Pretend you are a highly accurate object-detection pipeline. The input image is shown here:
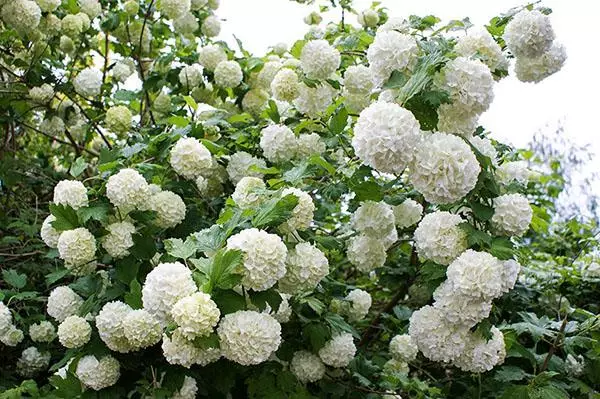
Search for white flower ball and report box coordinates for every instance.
[432,280,492,327]
[300,40,341,80]
[153,92,171,113]
[61,14,85,37]
[389,334,418,362]
[496,161,533,186]
[1,326,24,346]
[408,305,469,363]
[53,180,88,210]
[318,333,356,367]
[16,347,51,377]
[502,259,521,292]
[352,200,395,238]
[296,133,326,158]
[105,105,132,134]
[41,215,60,248]
[47,286,83,322]
[76,355,120,391]
[470,136,498,165]
[256,61,282,90]
[122,309,162,350]
[378,17,410,33]
[271,68,300,102]
[343,90,371,113]
[161,330,202,368]
[96,301,133,353]
[1,0,41,32]
[0,302,12,335]
[171,292,220,339]
[106,168,150,212]
[158,0,190,19]
[201,15,221,37]
[29,83,54,103]
[383,359,410,376]
[179,64,204,88]
[346,289,372,321]
[437,57,494,115]
[436,102,479,137]
[73,67,102,97]
[198,44,227,71]
[112,60,136,82]
[491,193,532,236]
[504,10,554,58]
[454,327,506,373]
[79,0,102,18]
[293,82,334,118]
[414,211,467,265]
[242,89,269,115]
[272,42,287,56]
[515,42,567,83]
[409,132,480,204]
[172,376,198,399]
[29,321,56,343]
[259,124,298,163]
[149,190,187,229]
[57,315,91,348]
[142,262,198,326]
[280,188,315,232]
[352,101,422,175]
[343,65,374,94]
[393,199,423,229]
[279,242,329,294]
[367,31,419,86]
[357,9,380,28]
[41,116,65,136]
[454,27,507,72]
[231,177,266,209]
[217,310,282,365]
[226,228,288,291]
[36,0,61,12]
[214,60,243,87]
[226,151,267,184]
[290,351,326,383]
[101,221,135,259]
[57,228,97,272]
[347,234,386,272]
[170,137,212,180]
[174,13,199,35]
[446,250,505,301]
[270,293,292,323]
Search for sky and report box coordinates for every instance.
[216,0,600,168]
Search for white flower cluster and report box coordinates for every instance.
[454,28,507,72]
[296,133,326,158]
[352,101,422,175]
[1,0,42,33]
[201,15,221,37]
[259,124,298,163]
[393,199,423,229]
[57,315,91,348]
[79,0,102,18]
[112,59,136,83]
[41,215,60,248]
[47,286,83,322]
[179,64,204,88]
[226,151,267,184]
[347,234,386,273]
[409,132,480,204]
[1,302,24,347]
[343,65,373,108]
[75,355,120,391]
[504,10,565,83]
[17,347,51,377]
[256,60,282,90]
[105,105,132,134]
[170,137,213,180]
[470,136,498,165]
[174,13,199,35]
[226,228,288,291]
[280,188,315,232]
[345,289,372,321]
[318,332,356,368]
[57,228,97,273]
[102,221,135,258]
[162,329,221,368]
[491,193,532,236]
[217,310,281,365]
[123,309,163,349]
[352,201,395,238]
[53,180,88,210]
[158,0,190,19]
[242,89,269,115]
[279,242,329,294]
[106,168,150,213]
[453,326,506,373]
[214,60,243,88]
[357,9,379,28]
[73,67,102,97]
[271,68,300,102]
[172,376,199,399]
[389,334,418,362]
[290,351,326,383]
[300,40,341,80]
[414,211,467,265]
[149,190,187,229]
[29,320,56,343]
[198,44,227,71]
[231,177,265,209]
[367,30,419,87]
[29,83,54,103]
[293,82,334,118]
[171,292,220,339]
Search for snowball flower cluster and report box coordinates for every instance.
[1,302,24,347]
[29,83,54,103]
[343,65,374,94]
[57,315,91,348]
[172,376,199,399]
[347,235,387,272]
[318,333,356,367]
[174,13,199,35]
[296,133,326,158]
[102,221,136,258]
[179,64,204,88]
[279,242,329,294]
[242,89,269,115]
[454,327,506,373]
[259,124,298,163]
[16,347,51,377]
[105,105,132,134]
[170,137,212,179]
[112,59,136,82]
[214,60,243,87]
[437,103,480,137]
[290,351,326,383]
[47,286,83,322]
[171,292,220,339]
[414,211,467,265]
[162,329,221,368]
[496,161,533,186]
[57,228,97,272]
[293,82,334,118]
[345,289,372,321]
[446,250,506,300]
[141,262,198,326]
[201,15,221,37]
[198,44,227,71]
[357,9,380,28]
[454,27,507,72]
[29,321,56,343]
[158,0,190,19]
[226,151,267,184]
[73,67,102,97]
[300,40,341,80]
[409,132,480,204]
[106,168,150,212]
[79,0,102,18]
[504,10,554,58]
[515,42,566,83]
[96,301,134,352]
[75,355,120,391]
[271,68,300,102]
[53,180,88,210]
[226,228,288,291]
[389,334,418,362]
[352,102,422,175]
[256,60,282,89]
[217,310,282,365]
[280,188,315,232]
[367,31,419,86]
[491,193,533,236]
[41,215,60,248]
[393,199,423,229]
[352,201,395,238]
[231,177,265,209]
[1,0,42,33]
[36,0,61,12]
[123,309,163,350]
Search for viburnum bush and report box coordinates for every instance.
[0,0,598,398]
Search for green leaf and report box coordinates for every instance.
[49,204,80,231]
[290,40,307,58]
[459,222,493,248]
[349,180,383,202]
[383,70,409,90]
[266,100,280,123]
[101,11,120,32]
[167,115,190,127]
[129,234,157,260]
[115,256,140,285]
[252,194,299,229]
[124,279,143,309]
[190,225,228,254]
[200,249,244,291]
[494,366,529,382]
[469,200,494,221]
[77,204,110,224]
[164,237,198,260]
[45,268,69,286]
[282,162,312,184]
[2,269,26,289]
[193,332,220,349]
[490,237,514,260]
[249,289,282,311]
[69,156,88,177]
[212,289,246,315]
[328,106,348,135]
[500,385,530,399]
[303,322,331,351]
[183,95,198,110]
[49,372,83,398]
